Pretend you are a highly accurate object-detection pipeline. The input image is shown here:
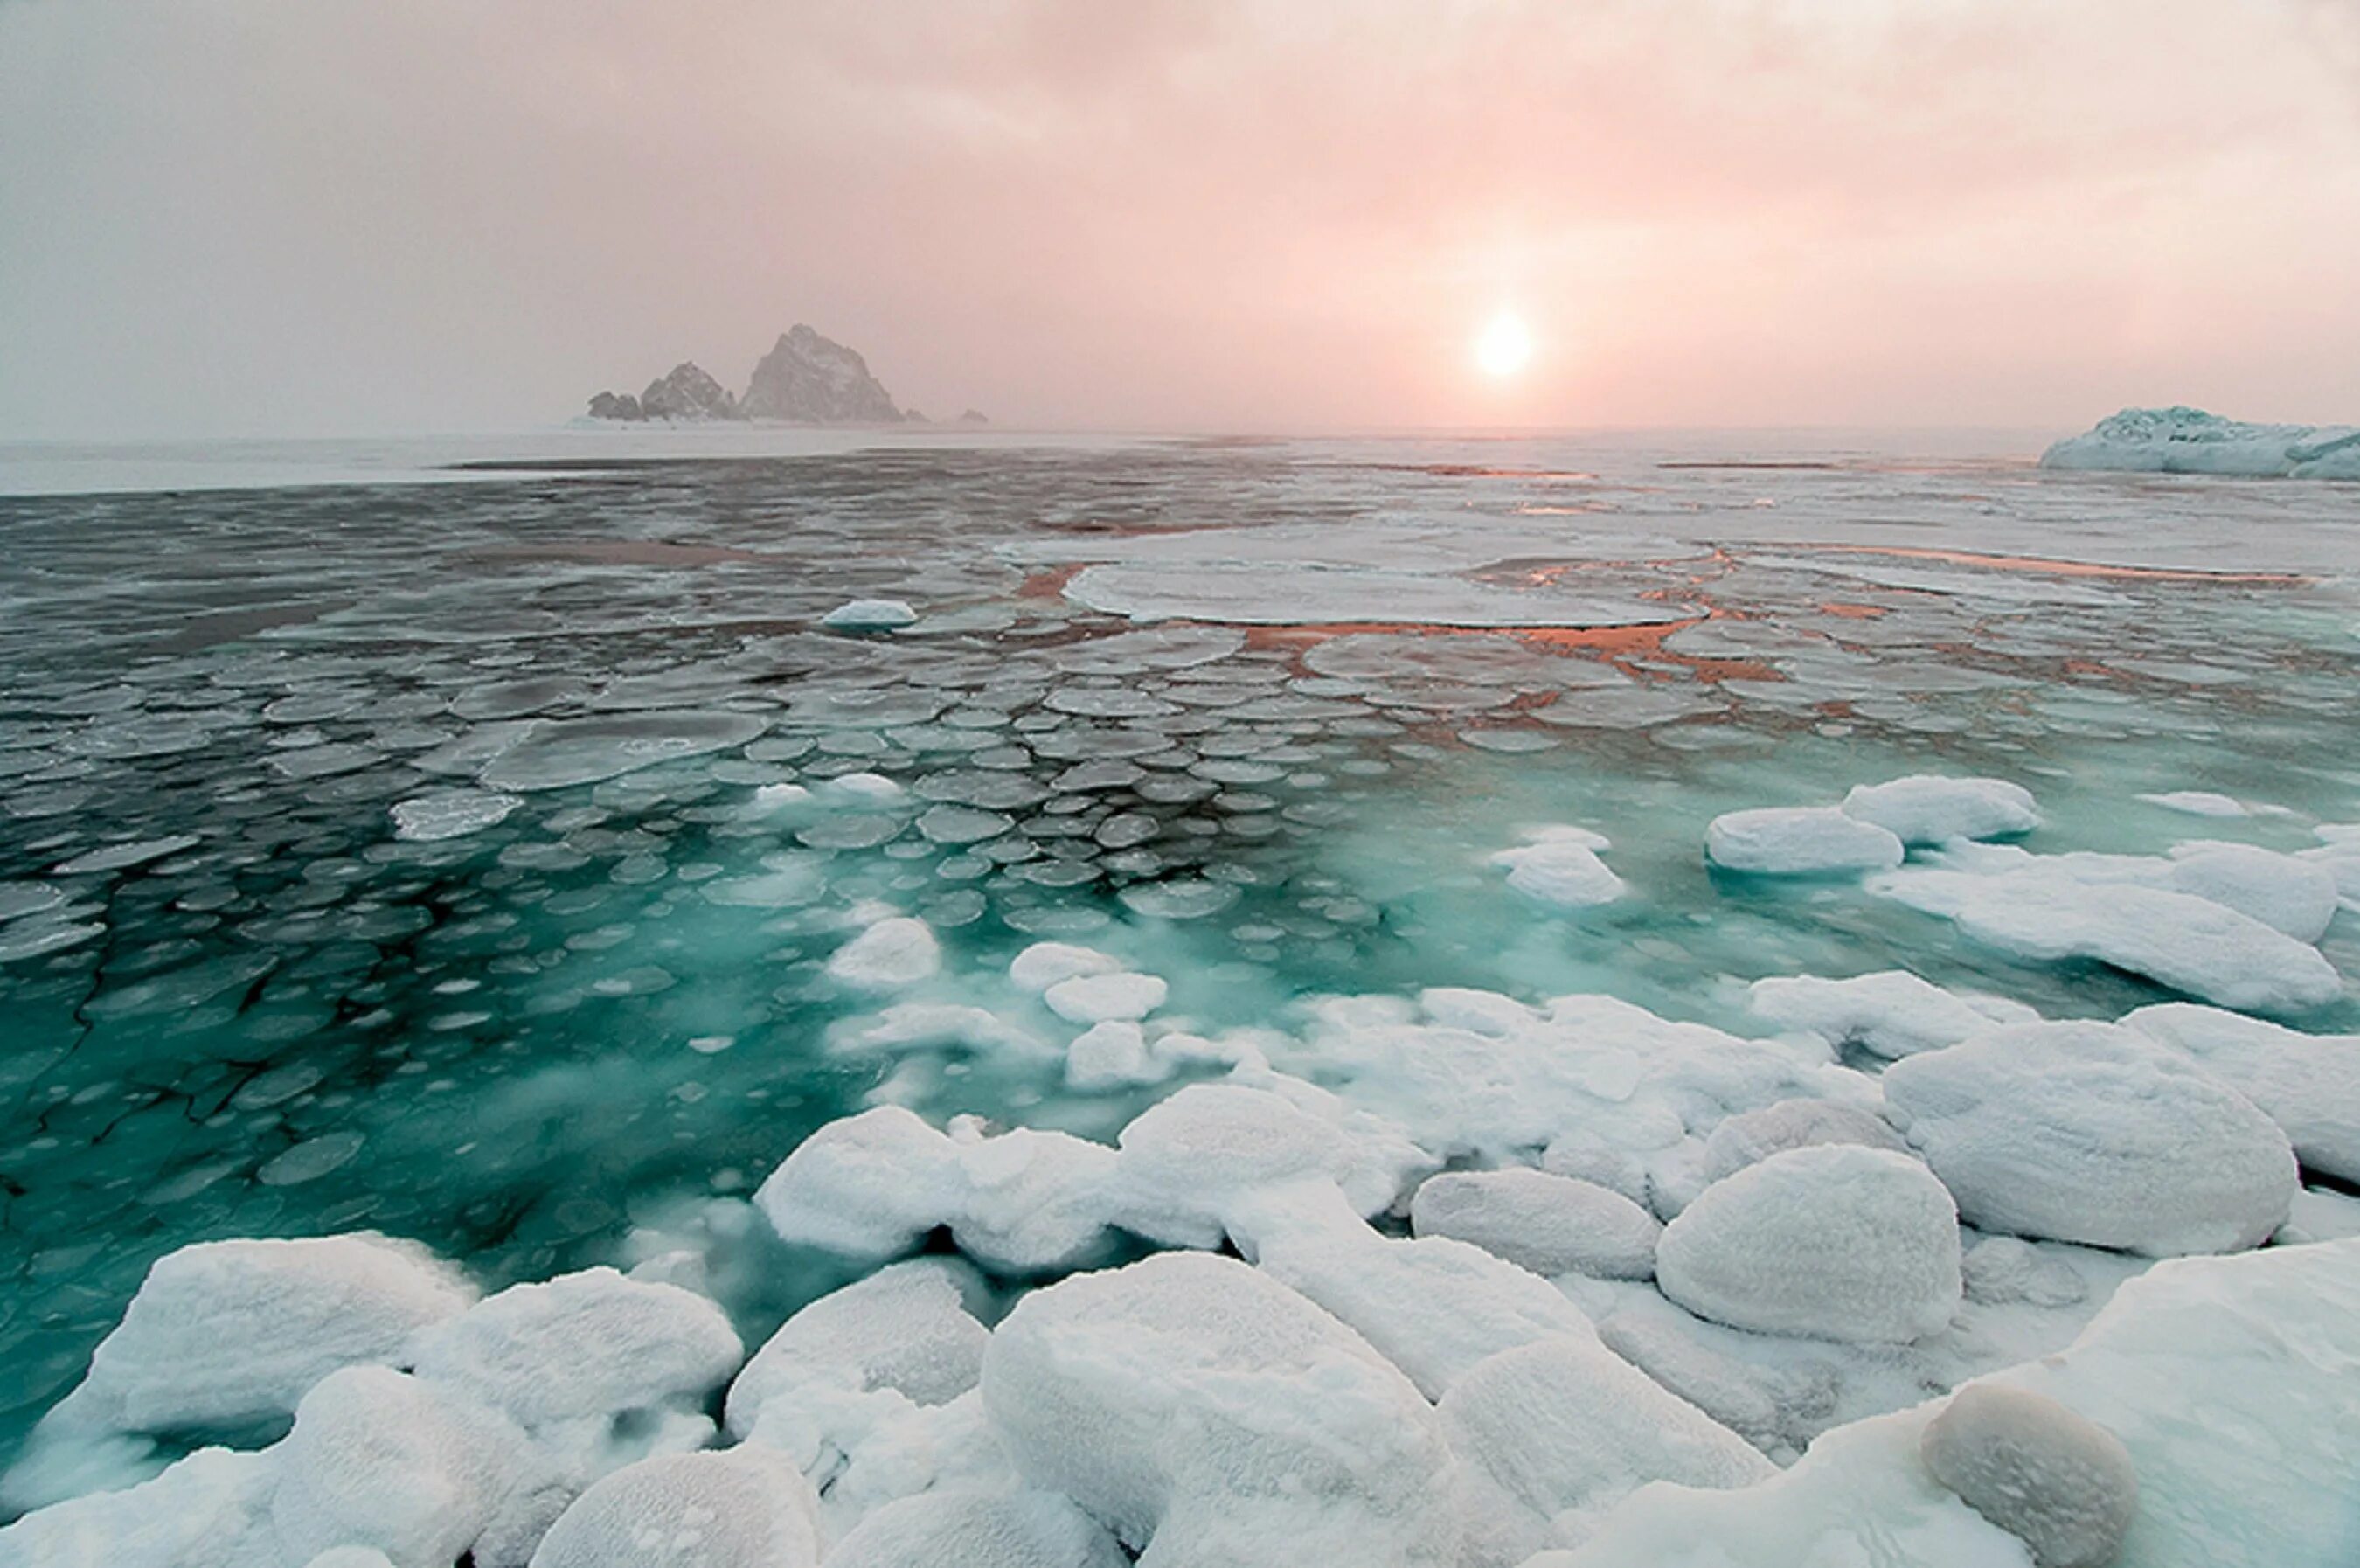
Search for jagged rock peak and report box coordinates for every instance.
[639,362,741,421]
[587,391,645,422]
[740,324,905,424]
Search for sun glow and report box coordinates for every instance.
[1475,311,1534,378]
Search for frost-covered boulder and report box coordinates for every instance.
[1489,830,1627,907]
[1706,808,1905,876]
[0,1447,282,1568]
[46,1233,475,1438]
[1064,1020,1163,1090]
[409,1268,743,1434]
[1919,1384,2136,1568]
[1882,1023,2297,1255]
[2039,406,2360,479]
[820,599,920,631]
[525,1448,821,1568]
[1748,971,2033,1059]
[938,1120,1121,1273]
[724,1259,987,1440]
[1008,941,1122,991]
[1700,1099,1910,1184]
[2119,1003,2360,1183]
[1441,1337,1773,1562]
[1042,970,1166,1023]
[1409,1169,1662,1280]
[2164,843,2338,943]
[1841,777,2040,846]
[978,1252,1463,1567]
[1959,1236,2088,1309]
[270,1366,526,1568]
[821,1489,1128,1568]
[827,917,941,989]
[1655,1146,1961,1343]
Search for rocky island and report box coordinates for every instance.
[585,324,975,426]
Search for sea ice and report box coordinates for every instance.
[1705,808,1905,875]
[1747,971,2035,1060]
[821,1489,1128,1568]
[1490,829,1626,907]
[1919,1384,2136,1568]
[2040,406,2360,479]
[1041,970,1166,1023]
[1655,1145,1962,1343]
[1881,1023,2298,1254]
[388,788,524,842]
[1408,1169,1662,1280]
[826,917,942,989]
[525,1448,821,1568]
[1838,776,2040,845]
[1697,1099,1911,1183]
[724,1259,987,1441]
[821,599,920,631]
[2118,1003,2360,1182]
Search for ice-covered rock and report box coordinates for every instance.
[2039,406,2360,480]
[827,917,941,989]
[1919,1384,2136,1568]
[1705,808,1905,875]
[820,600,920,632]
[1041,971,1166,1023]
[408,1268,743,1434]
[0,1446,282,1568]
[822,1489,1128,1568]
[1881,1023,2297,1255]
[1698,1098,1910,1183]
[1840,777,2040,846]
[1440,1337,1773,1562]
[43,1233,475,1438]
[525,1447,821,1568]
[1490,829,1626,907]
[979,1252,1463,1567]
[1655,1146,1961,1343]
[1747,971,2034,1059]
[2119,1003,2360,1182]
[740,324,905,423]
[1409,1169,1662,1280]
[724,1259,987,1440]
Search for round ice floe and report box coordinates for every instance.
[1705,808,1905,875]
[526,1447,821,1568]
[979,1252,1462,1566]
[409,1268,743,1433]
[823,1489,1128,1568]
[389,788,524,843]
[1042,971,1166,1023]
[2137,790,2249,817]
[2164,842,2338,943]
[827,917,941,989]
[1489,833,1626,907]
[725,1259,987,1440]
[1919,1384,2137,1568]
[1655,1145,1962,1343]
[475,712,767,792]
[1008,940,1121,992]
[270,1365,523,1568]
[1440,1337,1773,1563]
[1065,1020,1163,1090]
[1409,1169,1662,1280]
[821,599,920,631]
[1839,776,2040,845]
[1700,1099,1910,1184]
[1881,1023,2297,1255]
[2119,1003,2360,1183]
[1747,970,2035,1060]
[753,1108,971,1259]
[49,1233,475,1437]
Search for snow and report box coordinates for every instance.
[1063,1021,1163,1090]
[723,1259,987,1440]
[1490,829,1627,907]
[0,1446,284,1568]
[1655,1145,1962,1343]
[1840,776,2041,845]
[978,1252,1463,1566]
[821,1490,1128,1568]
[1705,808,1905,875]
[2040,406,2360,480]
[1008,941,1122,992]
[524,1448,821,1568]
[1881,1023,2298,1255]
[1041,970,1167,1023]
[1409,1169,1662,1280]
[269,1366,523,1568]
[1748,971,2036,1059]
[1919,1384,2137,1568]
[2164,842,2338,942]
[821,599,920,631]
[826,917,942,989]
[1440,1337,1773,1562]
[2119,1003,2360,1183]
[1698,1098,1911,1183]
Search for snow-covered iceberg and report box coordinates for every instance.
[2041,407,2360,480]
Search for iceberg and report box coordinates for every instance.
[2041,406,2360,479]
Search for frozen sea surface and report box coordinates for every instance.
[0,430,2356,1563]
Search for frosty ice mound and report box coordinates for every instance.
[2042,407,2360,479]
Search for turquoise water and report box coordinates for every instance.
[1,434,2354,1480]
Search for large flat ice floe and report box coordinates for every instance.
[2041,406,2360,480]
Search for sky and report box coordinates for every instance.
[3,0,2357,438]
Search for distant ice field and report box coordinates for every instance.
[0,431,2355,1562]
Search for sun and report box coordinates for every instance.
[1475,311,1534,378]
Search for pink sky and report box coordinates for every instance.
[3,0,2357,437]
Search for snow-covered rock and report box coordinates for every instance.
[1747,971,2033,1060]
[1409,1168,1661,1280]
[1919,1384,2136,1568]
[1840,777,2040,846]
[2040,406,2360,480]
[1882,1023,2298,1255]
[1655,1146,1962,1343]
[827,918,941,989]
[820,600,920,632]
[724,1260,986,1440]
[525,1448,821,1568]
[1705,808,1905,875]
[2119,1003,2360,1183]
[1698,1098,1910,1183]
[978,1252,1462,1567]
[1042,971,1166,1023]
[0,1446,283,1568]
